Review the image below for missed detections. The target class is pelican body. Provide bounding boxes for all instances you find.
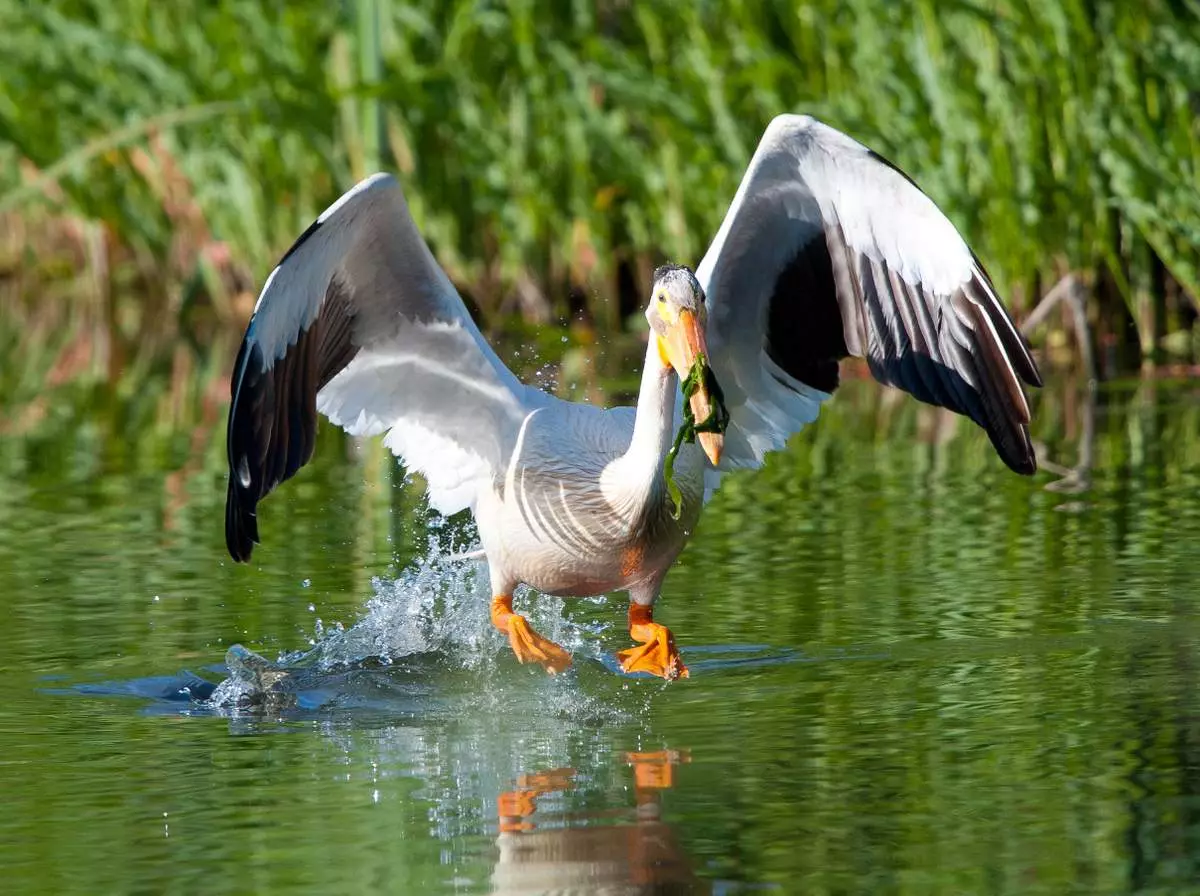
[474,387,705,602]
[224,115,1041,679]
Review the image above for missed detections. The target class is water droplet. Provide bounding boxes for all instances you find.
[301,578,312,588]
[152,595,160,603]
[560,335,568,343]
[307,603,316,612]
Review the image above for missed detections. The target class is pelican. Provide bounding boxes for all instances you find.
[224,115,1041,680]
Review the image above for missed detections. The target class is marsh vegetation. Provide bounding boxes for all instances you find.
[3,0,1199,413]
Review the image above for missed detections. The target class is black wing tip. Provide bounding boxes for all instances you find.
[990,424,1037,476]
[225,477,260,562]
[1005,444,1038,476]
[965,260,1045,391]
[1023,355,1046,389]
[1010,327,1045,390]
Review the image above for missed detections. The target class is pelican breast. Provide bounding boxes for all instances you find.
[475,403,704,598]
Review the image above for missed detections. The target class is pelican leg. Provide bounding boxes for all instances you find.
[490,594,572,674]
[618,604,689,680]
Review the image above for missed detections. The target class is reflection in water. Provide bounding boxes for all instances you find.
[493,752,704,895]
[8,378,1200,893]
[196,583,709,893]
[1034,374,1096,499]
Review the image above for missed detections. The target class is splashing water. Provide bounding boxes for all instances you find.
[207,535,613,713]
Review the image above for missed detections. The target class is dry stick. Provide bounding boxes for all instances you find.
[1021,274,1096,492]
[1020,274,1097,384]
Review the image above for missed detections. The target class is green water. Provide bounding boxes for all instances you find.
[4,375,1200,894]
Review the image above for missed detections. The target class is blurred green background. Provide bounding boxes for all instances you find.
[2,0,1200,416]
[5,5,1200,893]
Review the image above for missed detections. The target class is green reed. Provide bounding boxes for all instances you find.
[1,0,1198,388]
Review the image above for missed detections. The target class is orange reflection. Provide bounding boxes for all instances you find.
[492,749,705,893]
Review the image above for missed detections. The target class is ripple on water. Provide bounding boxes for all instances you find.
[57,540,637,730]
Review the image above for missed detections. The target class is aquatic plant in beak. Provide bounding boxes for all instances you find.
[664,354,729,519]
[644,264,729,519]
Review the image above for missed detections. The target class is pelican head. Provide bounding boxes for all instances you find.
[647,264,724,467]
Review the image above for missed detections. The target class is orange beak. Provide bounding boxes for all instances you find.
[660,309,724,467]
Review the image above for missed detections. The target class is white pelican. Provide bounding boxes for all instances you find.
[225,115,1041,680]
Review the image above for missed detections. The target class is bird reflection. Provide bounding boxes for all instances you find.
[491,750,708,895]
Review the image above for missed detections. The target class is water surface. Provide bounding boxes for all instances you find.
[3,376,1200,894]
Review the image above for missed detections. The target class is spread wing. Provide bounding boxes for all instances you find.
[225,174,543,561]
[697,114,1042,478]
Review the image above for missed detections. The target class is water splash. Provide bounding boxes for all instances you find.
[68,524,794,717]
[207,536,609,713]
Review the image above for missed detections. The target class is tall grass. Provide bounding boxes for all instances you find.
[1,0,1198,390]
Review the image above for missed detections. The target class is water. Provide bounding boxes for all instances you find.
[4,376,1200,893]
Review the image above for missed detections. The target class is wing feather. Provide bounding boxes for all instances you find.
[697,114,1042,484]
[225,174,538,561]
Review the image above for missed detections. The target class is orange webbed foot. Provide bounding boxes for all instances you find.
[506,615,573,674]
[491,595,572,675]
[617,605,689,680]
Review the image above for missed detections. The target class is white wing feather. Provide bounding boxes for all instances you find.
[225,174,544,558]
[697,114,1039,491]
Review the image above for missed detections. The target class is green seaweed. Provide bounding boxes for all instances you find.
[664,354,730,520]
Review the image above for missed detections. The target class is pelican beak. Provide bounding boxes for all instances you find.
[661,309,724,467]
